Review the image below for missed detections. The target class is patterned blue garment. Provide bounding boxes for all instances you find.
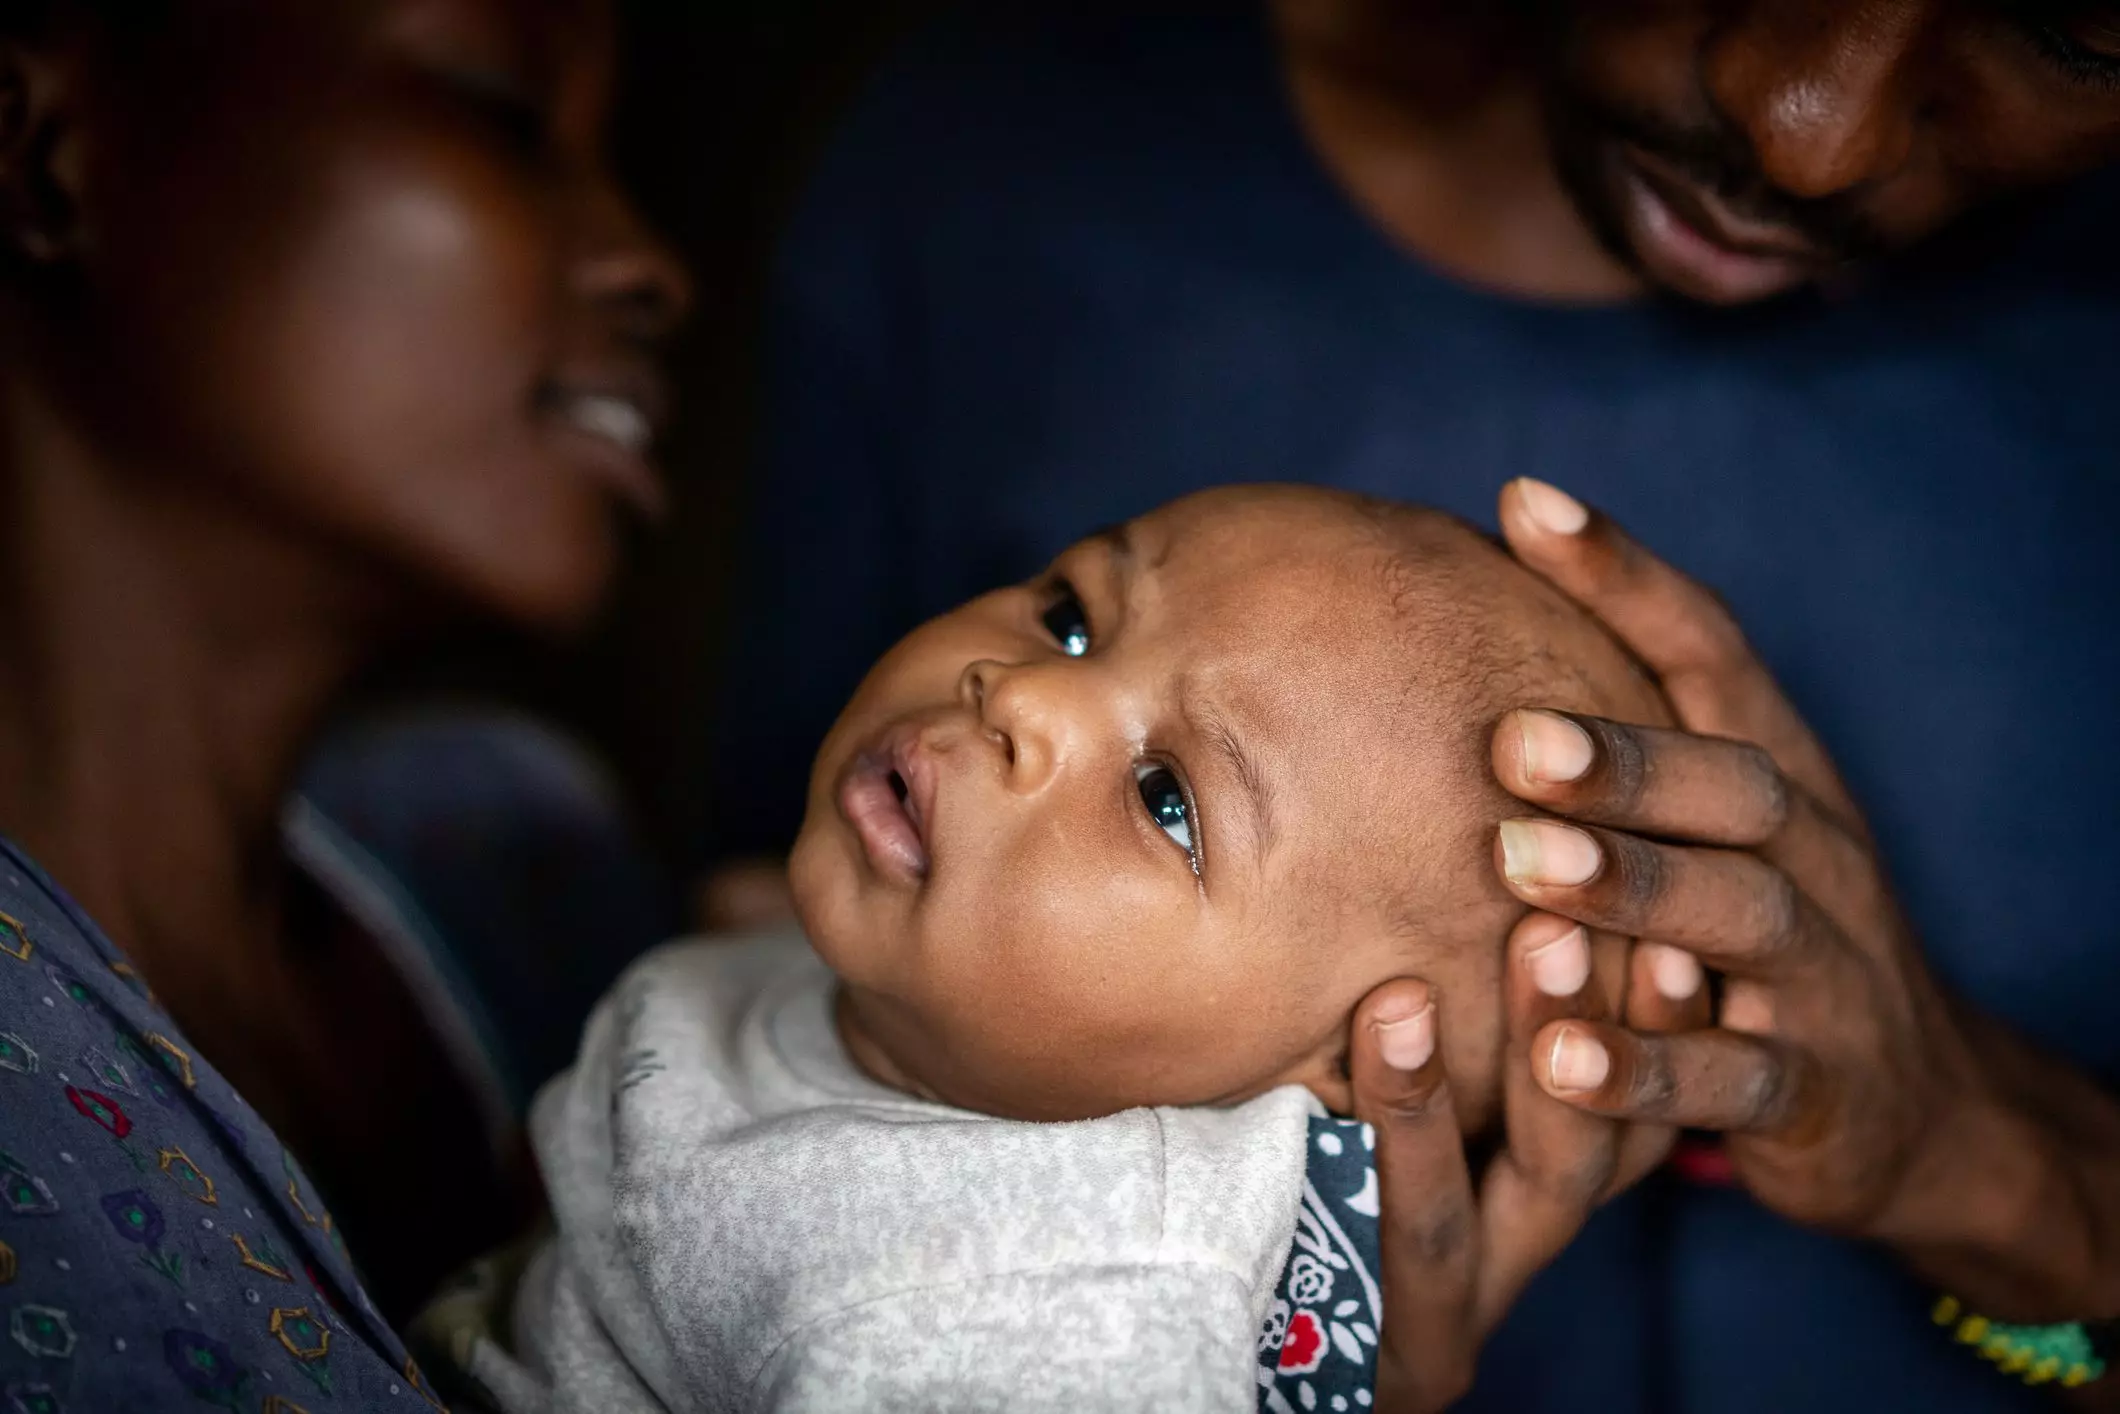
[0,712,668,1411]
[1258,1115,1381,1413]
[0,839,444,1412]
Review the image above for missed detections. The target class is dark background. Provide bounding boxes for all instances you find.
[367,0,954,874]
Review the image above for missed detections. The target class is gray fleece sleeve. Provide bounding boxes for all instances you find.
[749,1263,1260,1414]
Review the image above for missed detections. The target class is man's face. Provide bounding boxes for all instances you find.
[1541,2,2120,304]
[787,490,1501,1122]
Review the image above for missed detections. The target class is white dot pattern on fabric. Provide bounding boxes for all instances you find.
[1356,1392,1372,1406]
[57,1152,72,1164]
[54,1259,69,1272]
[200,1218,215,1230]
[40,997,53,1007]
[1261,1115,1380,1412]
[114,1337,127,1352]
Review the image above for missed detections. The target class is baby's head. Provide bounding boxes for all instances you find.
[790,486,1665,1127]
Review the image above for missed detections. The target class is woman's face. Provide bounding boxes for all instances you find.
[37,0,689,629]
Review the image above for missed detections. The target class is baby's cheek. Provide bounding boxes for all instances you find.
[1436,946,1510,1139]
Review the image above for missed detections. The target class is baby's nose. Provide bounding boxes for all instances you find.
[958,658,1079,793]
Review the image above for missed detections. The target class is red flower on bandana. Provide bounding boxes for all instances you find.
[67,1086,132,1139]
[1278,1310,1326,1375]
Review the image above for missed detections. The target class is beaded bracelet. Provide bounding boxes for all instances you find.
[1932,1296,2109,1388]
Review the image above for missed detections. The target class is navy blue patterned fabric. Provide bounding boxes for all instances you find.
[0,839,445,1412]
[1258,1116,1381,1413]
[0,838,451,1411]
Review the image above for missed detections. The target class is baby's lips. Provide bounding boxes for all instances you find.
[837,758,930,883]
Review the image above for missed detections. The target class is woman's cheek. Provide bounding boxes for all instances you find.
[257,137,605,618]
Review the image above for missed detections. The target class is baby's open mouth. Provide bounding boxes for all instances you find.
[837,731,933,883]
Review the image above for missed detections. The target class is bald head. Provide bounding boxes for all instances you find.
[801,482,1674,1126]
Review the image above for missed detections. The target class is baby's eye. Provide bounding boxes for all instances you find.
[1040,581,1092,658]
[1135,763,1196,867]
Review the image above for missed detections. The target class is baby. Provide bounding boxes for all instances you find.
[443,485,1662,1414]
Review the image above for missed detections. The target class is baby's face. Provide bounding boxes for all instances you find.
[792,487,1529,1122]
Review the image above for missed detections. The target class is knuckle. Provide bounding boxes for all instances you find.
[1736,743,1791,839]
[1623,1039,1679,1115]
[1401,1205,1476,1269]
[1589,718,1649,813]
[1601,831,1666,920]
[1371,1080,1452,1133]
[1734,1048,1799,1131]
[1521,1145,1615,1208]
[1740,866,1803,960]
[1690,586,1752,667]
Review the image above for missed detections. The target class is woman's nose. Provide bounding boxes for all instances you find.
[571,182,694,344]
[959,658,1074,793]
[1704,0,1930,200]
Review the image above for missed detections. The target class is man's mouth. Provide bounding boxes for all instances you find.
[1611,144,1832,305]
[836,724,937,884]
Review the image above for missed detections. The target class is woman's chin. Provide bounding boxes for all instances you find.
[442,522,621,639]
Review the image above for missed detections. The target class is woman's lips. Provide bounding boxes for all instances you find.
[836,727,937,883]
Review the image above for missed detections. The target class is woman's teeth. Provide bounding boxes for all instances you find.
[559,393,653,454]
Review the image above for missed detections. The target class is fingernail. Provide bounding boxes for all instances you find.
[1374,1005,1436,1072]
[1499,820,1602,887]
[1548,1027,1610,1093]
[1515,710,1594,784]
[1515,478,1590,536]
[1647,943,1704,1001]
[1526,925,1590,997]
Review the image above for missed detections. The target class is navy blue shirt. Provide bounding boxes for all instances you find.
[702,6,2120,1410]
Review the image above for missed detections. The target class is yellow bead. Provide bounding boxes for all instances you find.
[1932,1297,1962,1326]
[2001,1348,2033,1374]
[1957,1317,1990,1344]
[2028,1357,2061,1385]
[2063,1367,2092,1388]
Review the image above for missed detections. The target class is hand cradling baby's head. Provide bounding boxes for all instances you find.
[791,485,1668,1128]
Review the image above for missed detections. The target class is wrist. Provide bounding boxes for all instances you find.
[1879,1093,2115,1323]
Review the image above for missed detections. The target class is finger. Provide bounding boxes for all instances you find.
[1608,940,1705,1188]
[1471,916,1624,1334]
[1350,980,1479,1413]
[1494,710,1890,955]
[1626,942,1713,1035]
[1530,1019,1808,1133]
[1498,478,1860,825]
[1493,710,1789,847]
[1495,819,1830,979]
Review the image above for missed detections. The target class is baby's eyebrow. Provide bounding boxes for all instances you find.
[1189,700,1279,871]
[1090,520,1169,572]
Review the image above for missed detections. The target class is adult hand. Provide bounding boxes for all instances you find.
[1350,912,1675,1411]
[1485,477,2120,1341]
